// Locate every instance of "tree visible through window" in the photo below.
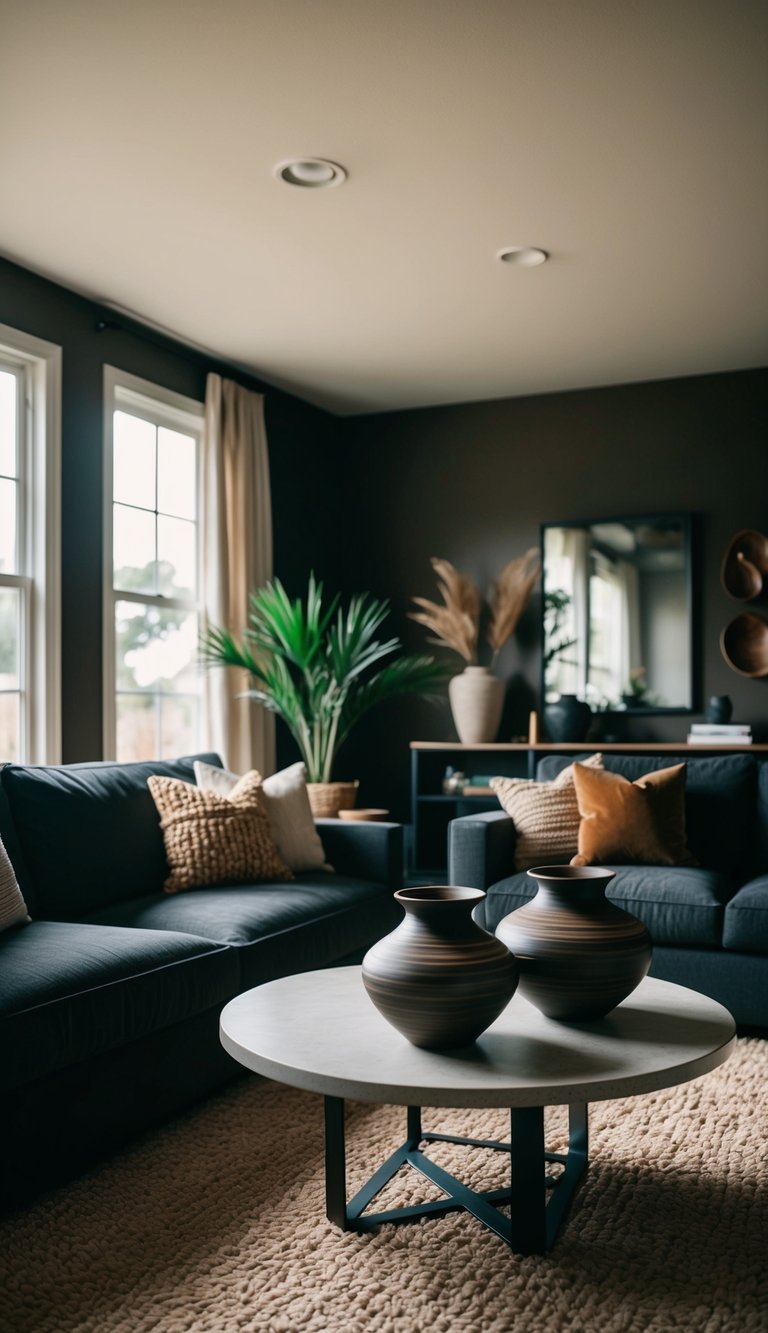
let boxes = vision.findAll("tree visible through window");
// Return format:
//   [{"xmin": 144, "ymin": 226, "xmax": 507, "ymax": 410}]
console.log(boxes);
[{"xmin": 105, "ymin": 371, "xmax": 204, "ymax": 762}]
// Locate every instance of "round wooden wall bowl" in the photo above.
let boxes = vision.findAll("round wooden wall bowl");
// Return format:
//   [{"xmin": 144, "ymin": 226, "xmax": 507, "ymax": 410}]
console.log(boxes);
[
  {"xmin": 720, "ymin": 612, "xmax": 768, "ymax": 677},
  {"xmin": 721, "ymin": 530, "xmax": 768, "ymax": 600}
]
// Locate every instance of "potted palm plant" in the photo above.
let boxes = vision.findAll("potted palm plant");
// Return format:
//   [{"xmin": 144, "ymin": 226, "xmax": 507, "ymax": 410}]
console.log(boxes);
[{"xmin": 201, "ymin": 575, "xmax": 450, "ymax": 816}]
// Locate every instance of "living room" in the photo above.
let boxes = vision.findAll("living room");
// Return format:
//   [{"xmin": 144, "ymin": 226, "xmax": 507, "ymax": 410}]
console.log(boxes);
[{"xmin": 1, "ymin": 3, "xmax": 766, "ymax": 1330}]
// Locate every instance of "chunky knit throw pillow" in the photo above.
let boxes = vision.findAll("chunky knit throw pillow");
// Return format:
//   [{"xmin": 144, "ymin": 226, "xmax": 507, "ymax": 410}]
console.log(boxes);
[
  {"xmin": 490, "ymin": 753, "xmax": 604, "ymax": 871},
  {"xmin": 148, "ymin": 771, "xmax": 293, "ymax": 894},
  {"xmin": 193, "ymin": 759, "xmax": 332, "ymax": 873}
]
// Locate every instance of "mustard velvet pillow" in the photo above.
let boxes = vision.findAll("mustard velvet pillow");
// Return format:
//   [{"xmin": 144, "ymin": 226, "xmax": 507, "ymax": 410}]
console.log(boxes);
[
  {"xmin": 570, "ymin": 762, "xmax": 697, "ymax": 868},
  {"xmin": 490, "ymin": 753, "xmax": 604, "ymax": 870},
  {"xmin": 148, "ymin": 771, "xmax": 293, "ymax": 894}
]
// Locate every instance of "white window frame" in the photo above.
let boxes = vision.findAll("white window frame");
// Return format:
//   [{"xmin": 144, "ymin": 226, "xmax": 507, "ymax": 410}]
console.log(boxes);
[
  {"xmin": 102, "ymin": 365, "xmax": 204, "ymax": 761},
  {"xmin": 0, "ymin": 322, "xmax": 61, "ymax": 764}
]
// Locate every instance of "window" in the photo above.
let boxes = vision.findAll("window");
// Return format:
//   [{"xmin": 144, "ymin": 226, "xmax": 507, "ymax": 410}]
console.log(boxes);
[
  {"xmin": 0, "ymin": 323, "xmax": 61, "ymax": 764},
  {"xmin": 104, "ymin": 368, "xmax": 204, "ymax": 762}
]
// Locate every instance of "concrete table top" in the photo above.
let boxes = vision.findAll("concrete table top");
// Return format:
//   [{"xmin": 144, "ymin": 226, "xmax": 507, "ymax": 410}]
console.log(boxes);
[{"xmin": 220, "ymin": 968, "xmax": 736, "ymax": 1109}]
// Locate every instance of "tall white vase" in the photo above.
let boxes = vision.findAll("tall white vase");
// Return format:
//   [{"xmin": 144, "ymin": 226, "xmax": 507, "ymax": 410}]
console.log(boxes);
[{"xmin": 448, "ymin": 666, "xmax": 505, "ymax": 744}]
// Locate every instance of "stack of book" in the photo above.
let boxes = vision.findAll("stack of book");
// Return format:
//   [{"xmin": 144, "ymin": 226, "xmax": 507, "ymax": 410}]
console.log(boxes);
[
  {"xmin": 462, "ymin": 774, "xmax": 498, "ymax": 795},
  {"xmin": 686, "ymin": 723, "xmax": 753, "ymax": 745}
]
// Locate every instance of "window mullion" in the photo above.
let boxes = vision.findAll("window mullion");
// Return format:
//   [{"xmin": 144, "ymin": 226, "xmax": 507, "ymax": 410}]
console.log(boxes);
[
  {"xmin": 112, "ymin": 587, "xmax": 195, "ymax": 613},
  {"xmin": 19, "ymin": 579, "xmax": 30, "ymax": 763},
  {"xmin": 154, "ymin": 422, "xmax": 160, "ymax": 598}
]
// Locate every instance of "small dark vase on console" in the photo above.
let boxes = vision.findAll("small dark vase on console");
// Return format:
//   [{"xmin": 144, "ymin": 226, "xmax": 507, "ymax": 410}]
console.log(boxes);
[
  {"xmin": 362, "ymin": 886, "xmax": 519, "ymax": 1049},
  {"xmin": 495, "ymin": 866, "xmax": 652, "ymax": 1021},
  {"xmin": 706, "ymin": 695, "xmax": 733, "ymax": 724},
  {"xmin": 543, "ymin": 694, "xmax": 593, "ymax": 743}
]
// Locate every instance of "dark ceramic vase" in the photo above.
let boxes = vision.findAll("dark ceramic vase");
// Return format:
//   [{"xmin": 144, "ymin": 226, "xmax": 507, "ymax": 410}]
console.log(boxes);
[
  {"xmin": 495, "ymin": 866, "xmax": 652, "ymax": 1021},
  {"xmin": 362, "ymin": 886, "xmax": 519, "ymax": 1049},
  {"xmin": 706, "ymin": 695, "xmax": 733, "ymax": 724},
  {"xmin": 543, "ymin": 694, "xmax": 593, "ymax": 742}
]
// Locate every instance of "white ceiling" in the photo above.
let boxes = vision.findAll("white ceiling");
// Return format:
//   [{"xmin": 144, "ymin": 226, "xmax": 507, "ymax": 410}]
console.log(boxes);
[{"xmin": 2, "ymin": 1, "xmax": 767, "ymax": 415}]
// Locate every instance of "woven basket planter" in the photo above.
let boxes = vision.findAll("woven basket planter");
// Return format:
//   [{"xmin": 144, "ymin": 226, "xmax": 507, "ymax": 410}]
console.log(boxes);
[{"xmin": 306, "ymin": 780, "xmax": 360, "ymax": 819}]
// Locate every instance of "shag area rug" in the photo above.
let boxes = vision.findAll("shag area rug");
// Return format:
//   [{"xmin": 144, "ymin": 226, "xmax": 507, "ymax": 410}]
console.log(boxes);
[{"xmin": 1, "ymin": 1038, "xmax": 766, "ymax": 1333}]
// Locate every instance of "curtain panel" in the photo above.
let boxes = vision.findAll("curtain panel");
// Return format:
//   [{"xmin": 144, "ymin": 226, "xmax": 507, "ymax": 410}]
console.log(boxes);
[{"xmin": 202, "ymin": 373, "xmax": 275, "ymax": 775}]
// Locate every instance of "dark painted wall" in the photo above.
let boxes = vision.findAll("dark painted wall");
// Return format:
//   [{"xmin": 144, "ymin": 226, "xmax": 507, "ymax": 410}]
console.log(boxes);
[
  {"xmin": 0, "ymin": 258, "xmax": 343, "ymax": 762},
  {"xmin": 341, "ymin": 369, "xmax": 768, "ymax": 819}
]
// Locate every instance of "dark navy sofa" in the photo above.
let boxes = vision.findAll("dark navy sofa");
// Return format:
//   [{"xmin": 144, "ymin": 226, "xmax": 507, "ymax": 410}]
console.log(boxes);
[
  {"xmin": 449, "ymin": 752, "xmax": 768, "ymax": 1031},
  {"xmin": 0, "ymin": 753, "xmax": 402, "ymax": 1210}
]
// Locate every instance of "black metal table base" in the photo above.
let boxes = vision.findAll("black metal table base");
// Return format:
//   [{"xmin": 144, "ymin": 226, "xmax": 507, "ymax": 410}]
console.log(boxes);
[{"xmin": 324, "ymin": 1099, "xmax": 588, "ymax": 1255}]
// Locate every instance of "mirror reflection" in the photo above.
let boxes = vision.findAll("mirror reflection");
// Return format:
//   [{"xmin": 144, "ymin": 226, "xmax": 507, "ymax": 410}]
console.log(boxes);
[{"xmin": 543, "ymin": 515, "xmax": 693, "ymax": 712}]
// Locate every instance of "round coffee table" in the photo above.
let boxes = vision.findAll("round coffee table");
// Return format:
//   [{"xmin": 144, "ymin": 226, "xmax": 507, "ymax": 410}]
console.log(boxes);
[{"xmin": 219, "ymin": 968, "xmax": 735, "ymax": 1255}]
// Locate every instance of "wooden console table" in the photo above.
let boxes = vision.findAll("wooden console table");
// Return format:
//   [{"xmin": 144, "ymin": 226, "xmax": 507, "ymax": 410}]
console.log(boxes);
[{"xmin": 409, "ymin": 739, "xmax": 768, "ymax": 880}]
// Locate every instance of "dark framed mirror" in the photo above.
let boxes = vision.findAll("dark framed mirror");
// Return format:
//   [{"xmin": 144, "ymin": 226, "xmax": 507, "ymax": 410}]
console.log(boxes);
[{"xmin": 541, "ymin": 513, "xmax": 695, "ymax": 715}]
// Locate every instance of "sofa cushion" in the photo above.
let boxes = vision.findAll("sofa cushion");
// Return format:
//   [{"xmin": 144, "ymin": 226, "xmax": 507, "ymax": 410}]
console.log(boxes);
[
  {"xmin": 723, "ymin": 877, "xmax": 768, "ymax": 955},
  {"xmin": 84, "ymin": 874, "xmax": 402, "ymax": 988},
  {"xmin": 536, "ymin": 753, "xmax": 757, "ymax": 875},
  {"xmin": 0, "ymin": 754, "xmax": 223, "ymax": 918},
  {"xmin": 479, "ymin": 865, "xmax": 731, "ymax": 948},
  {"xmin": 0, "ymin": 920, "xmax": 237, "ymax": 1091},
  {"xmin": 490, "ymin": 754, "xmax": 603, "ymax": 870},
  {"xmin": 148, "ymin": 772, "xmax": 292, "ymax": 893},
  {"xmin": 194, "ymin": 759, "xmax": 332, "ymax": 873},
  {"xmin": 571, "ymin": 762, "xmax": 696, "ymax": 868}
]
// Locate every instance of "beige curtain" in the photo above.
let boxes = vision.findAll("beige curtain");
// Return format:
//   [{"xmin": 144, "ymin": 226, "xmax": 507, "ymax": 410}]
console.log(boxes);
[{"xmin": 202, "ymin": 373, "xmax": 275, "ymax": 775}]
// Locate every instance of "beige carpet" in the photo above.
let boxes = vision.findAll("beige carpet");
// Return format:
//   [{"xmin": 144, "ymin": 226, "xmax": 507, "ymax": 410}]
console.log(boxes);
[{"xmin": 1, "ymin": 1038, "xmax": 766, "ymax": 1333}]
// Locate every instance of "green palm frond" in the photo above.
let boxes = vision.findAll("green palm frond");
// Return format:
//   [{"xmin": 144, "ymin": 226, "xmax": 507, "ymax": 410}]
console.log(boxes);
[
  {"xmin": 201, "ymin": 576, "xmax": 449, "ymax": 782},
  {"xmin": 199, "ymin": 625, "xmax": 269, "ymax": 683},
  {"xmin": 245, "ymin": 574, "xmax": 339, "ymax": 669},
  {"xmin": 328, "ymin": 595, "xmax": 400, "ymax": 681}
]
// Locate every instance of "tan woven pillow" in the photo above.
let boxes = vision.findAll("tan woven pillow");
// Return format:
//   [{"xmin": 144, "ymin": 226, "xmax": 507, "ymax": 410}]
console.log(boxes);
[
  {"xmin": 570, "ymin": 762, "xmax": 697, "ymax": 867},
  {"xmin": 490, "ymin": 753, "xmax": 604, "ymax": 871},
  {"xmin": 148, "ymin": 771, "xmax": 293, "ymax": 894},
  {"xmin": 193, "ymin": 759, "xmax": 332, "ymax": 872}
]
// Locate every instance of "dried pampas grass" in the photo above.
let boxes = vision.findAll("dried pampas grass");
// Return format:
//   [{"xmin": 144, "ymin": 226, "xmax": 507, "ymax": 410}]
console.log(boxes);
[
  {"xmin": 487, "ymin": 547, "xmax": 541, "ymax": 662},
  {"xmin": 410, "ymin": 549, "xmax": 540, "ymax": 665},
  {"xmin": 409, "ymin": 557, "xmax": 481, "ymax": 662}
]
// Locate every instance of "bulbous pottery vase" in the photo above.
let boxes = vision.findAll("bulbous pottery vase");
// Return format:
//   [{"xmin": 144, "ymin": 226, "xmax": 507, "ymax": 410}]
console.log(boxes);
[
  {"xmin": 449, "ymin": 666, "xmax": 505, "ymax": 743},
  {"xmin": 543, "ymin": 694, "xmax": 593, "ymax": 742},
  {"xmin": 362, "ymin": 885, "xmax": 519, "ymax": 1049},
  {"xmin": 495, "ymin": 866, "xmax": 652, "ymax": 1022}
]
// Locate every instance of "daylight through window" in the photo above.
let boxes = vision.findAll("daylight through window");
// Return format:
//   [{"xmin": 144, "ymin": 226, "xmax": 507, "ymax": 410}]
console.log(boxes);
[{"xmin": 105, "ymin": 369, "xmax": 204, "ymax": 762}]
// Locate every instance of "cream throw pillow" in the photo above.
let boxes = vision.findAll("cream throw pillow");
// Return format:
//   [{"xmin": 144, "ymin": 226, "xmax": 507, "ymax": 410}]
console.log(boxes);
[
  {"xmin": 491, "ymin": 753, "xmax": 604, "ymax": 871},
  {"xmin": 148, "ymin": 771, "xmax": 293, "ymax": 894},
  {"xmin": 0, "ymin": 833, "xmax": 29, "ymax": 932},
  {"xmin": 194, "ymin": 759, "xmax": 332, "ymax": 873}
]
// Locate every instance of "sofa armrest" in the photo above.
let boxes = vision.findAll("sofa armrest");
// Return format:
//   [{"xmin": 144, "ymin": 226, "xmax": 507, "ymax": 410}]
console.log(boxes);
[
  {"xmin": 315, "ymin": 820, "xmax": 403, "ymax": 891},
  {"xmin": 448, "ymin": 811, "xmax": 517, "ymax": 890}
]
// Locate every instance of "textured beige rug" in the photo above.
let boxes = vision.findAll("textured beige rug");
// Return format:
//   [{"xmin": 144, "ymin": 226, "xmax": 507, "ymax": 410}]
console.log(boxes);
[{"xmin": 1, "ymin": 1038, "xmax": 766, "ymax": 1333}]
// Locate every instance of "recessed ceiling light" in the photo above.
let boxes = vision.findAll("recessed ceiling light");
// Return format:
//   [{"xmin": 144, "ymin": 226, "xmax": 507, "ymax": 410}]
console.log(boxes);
[
  {"xmin": 497, "ymin": 246, "xmax": 549, "ymax": 267},
  {"xmin": 273, "ymin": 158, "xmax": 347, "ymax": 188}
]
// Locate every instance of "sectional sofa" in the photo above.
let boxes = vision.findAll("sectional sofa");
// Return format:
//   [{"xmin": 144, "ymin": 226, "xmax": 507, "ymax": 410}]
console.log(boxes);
[
  {"xmin": 449, "ymin": 751, "xmax": 768, "ymax": 1031},
  {"xmin": 0, "ymin": 753, "xmax": 403, "ymax": 1210}
]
